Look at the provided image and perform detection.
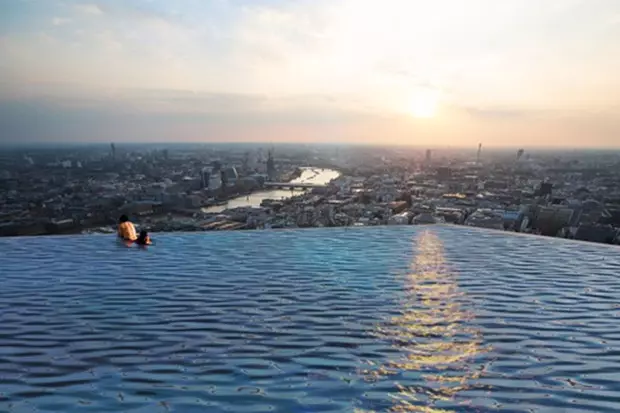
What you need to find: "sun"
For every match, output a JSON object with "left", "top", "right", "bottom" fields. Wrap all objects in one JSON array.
[{"left": 409, "top": 89, "right": 440, "bottom": 118}]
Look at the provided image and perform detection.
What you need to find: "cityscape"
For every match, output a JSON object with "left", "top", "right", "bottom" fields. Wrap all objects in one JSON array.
[
  {"left": 3, "top": 1, "right": 620, "bottom": 411},
  {"left": 2, "top": 143, "right": 620, "bottom": 245}
]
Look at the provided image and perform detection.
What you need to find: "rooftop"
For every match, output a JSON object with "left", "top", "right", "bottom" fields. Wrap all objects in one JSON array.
[{"left": 1, "top": 226, "right": 619, "bottom": 412}]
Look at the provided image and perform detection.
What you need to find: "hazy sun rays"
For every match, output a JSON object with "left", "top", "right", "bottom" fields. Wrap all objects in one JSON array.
[{"left": 409, "top": 88, "right": 441, "bottom": 119}]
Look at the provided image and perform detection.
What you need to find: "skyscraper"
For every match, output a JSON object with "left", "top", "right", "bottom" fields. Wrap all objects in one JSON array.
[
  {"left": 242, "top": 151, "right": 249, "bottom": 173},
  {"left": 110, "top": 143, "right": 116, "bottom": 160},
  {"left": 222, "top": 166, "right": 239, "bottom": 187},
  {"left": 266, "top": 150, "right": 276, "bottom": 181},
  {"left": 201, "top": 168, "right": 210, "bottom": 190},
  {"left": 537, "top": 182, "right": 553, "bottom": 197},
  {"left": 477, "top": 143, "right": 482, "bottom": 164},
  {"left": 205, "top": 162, "right": 223, "bottom": 191},
  {"left": 425, "top": 149, "right": 432, "bottom": 163}
]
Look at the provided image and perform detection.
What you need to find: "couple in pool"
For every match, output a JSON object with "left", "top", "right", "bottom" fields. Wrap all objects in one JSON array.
[{"left": 117, "top": 215, "right": 152, "bottom": 246}]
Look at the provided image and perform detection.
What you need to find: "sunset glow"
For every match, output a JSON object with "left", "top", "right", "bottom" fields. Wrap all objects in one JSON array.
[
  {"left": 410, "top": 89, "right": 440, "bottom": 119},
  {"left": 1, "top": 0, "right": 620, "bottom": 147}
]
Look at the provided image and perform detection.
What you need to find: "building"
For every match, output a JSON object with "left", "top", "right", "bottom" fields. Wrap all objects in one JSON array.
[
  {"left": 502, "top": 210, "right": 523, "bottom": 230},
  {"left": 388, "top": 211, "right": 413, "bottom": 225},
  {"left": 388, "top": 201, "right": 408, "bottom": 214},
  {"left": 266, "top": 150, "right": 276, "bottom": 181},
  {"left": 435, "top": 207, "right": 466, "bottom": 224},
  {"left": 185, "top": 195, "right": 203, "bottom": 208},
  {"left": 517, "top": 148, "right": 524, "bottom": 161},
  {"left": 573, "top": 224, "right": 617, "bottom": 243},
  {"left": 465, "top": 209, "right": 504, "bottom": 230},
  {"left": 46, "top": 218, "right": 76, "bottom": 233},
  {"left": 204, "top": 163, "right": 223, "bottom": 191},
  {"left": 201, "top": 168, "right": 210, "bottom": 190},
  {"left": 580, "top": 199, "right": 607, "bottom": 225},
  {"left": 209, "top": 172, "right": 222, "bottom": 191},
  {"left": 534, "top": 205, "right": 574, "bottom": 236},
  {"left": 436, "top": 167, "right": 452, "bottom": 181},
  {"left": 121, "top": 201, "right": 159, "bottom": 216},
  {"left": 537, "top": 182, "right": 553, "bottom": 197},
  {"left": 412, "top": 213, "right": 440, "bottom": 224},
  {"left": 222, "top": 166, "right": 239, "bottom": 187}
]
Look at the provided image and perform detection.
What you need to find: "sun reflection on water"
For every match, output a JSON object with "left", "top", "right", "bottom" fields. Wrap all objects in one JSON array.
[{"left": 359, "top": 230, "right": 490, "bottom": 412}]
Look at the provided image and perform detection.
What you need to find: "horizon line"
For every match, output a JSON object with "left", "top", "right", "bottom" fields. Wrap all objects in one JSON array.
[{"left": 2, "top": 140, "right": 620, "bottom": 152}]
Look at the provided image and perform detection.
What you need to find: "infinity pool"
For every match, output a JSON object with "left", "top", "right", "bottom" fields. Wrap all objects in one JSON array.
[{"left": 1, "top": 226, "right": 619, "bottom": 412}]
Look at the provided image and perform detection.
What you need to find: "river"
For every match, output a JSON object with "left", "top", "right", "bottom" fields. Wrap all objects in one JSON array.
[{"left": 202, "top": 167, "right": 340, "bottom": 213}]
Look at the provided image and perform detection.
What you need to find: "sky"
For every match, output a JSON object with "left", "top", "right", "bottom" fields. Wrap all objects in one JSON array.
[{"left": 1, "top": 0, "right": 620, "bottom": 147}]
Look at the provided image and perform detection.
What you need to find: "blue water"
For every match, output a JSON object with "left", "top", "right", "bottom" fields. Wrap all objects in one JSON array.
[{"left": 1, "top": 226, "right": 620, "bottom": 412}]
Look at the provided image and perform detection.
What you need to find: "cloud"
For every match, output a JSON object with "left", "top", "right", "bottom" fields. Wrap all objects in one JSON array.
[
  {"left": 52, "top": 17, "right": 71, "bottom": 26},
  {"left": 2, "top": 0, "right": 620, "bottom": 146},
  {"left": 0, "top": 82, "right": 361, "bottom": 118},
  {"left": 461, "top": 106, "right": 535, "bottom": 120},
  {"left": 73, "top": 1, "right": 182, "bottom": 28},
  {"left": 74, "top": 3, "right": 103, "bottom": 15},
  {"left": 606, "top": 14, "right": 620, "bottom": 27},
  {"left": 0, "top": 86, "right": 374, "bottom": 144}
]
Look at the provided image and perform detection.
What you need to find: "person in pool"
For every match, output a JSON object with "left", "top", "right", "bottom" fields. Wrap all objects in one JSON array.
[
  {"left": 117, "top": 214, "right": 137, "bottom": 242},
  {"left": 135, "top": 230, "right": 152, "bottom": 246}
]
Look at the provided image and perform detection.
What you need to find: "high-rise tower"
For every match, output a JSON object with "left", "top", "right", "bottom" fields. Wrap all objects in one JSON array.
[
  {"left": 266, "top": 150, "right": 276, "bottom": 181},
  {"left": 201, "top": 168, "right": 210, "bottom": 190}
]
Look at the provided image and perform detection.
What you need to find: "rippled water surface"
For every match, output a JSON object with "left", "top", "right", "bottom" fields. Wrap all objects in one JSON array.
[{"left": 1, "top": 226, "right": 620, "bottom": 412}]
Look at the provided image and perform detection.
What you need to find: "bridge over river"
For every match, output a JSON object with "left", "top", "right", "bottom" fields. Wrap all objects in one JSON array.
[
  {"left": 263, "top": 181, "right": 327, "bottom": 189},
  {"left": 202, "top": 168, "right": 339, "bottom": 213}
]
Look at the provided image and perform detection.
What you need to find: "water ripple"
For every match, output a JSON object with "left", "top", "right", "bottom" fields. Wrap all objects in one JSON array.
[{"left": 1, "top": 227, "right": 619, "bottom": 412}]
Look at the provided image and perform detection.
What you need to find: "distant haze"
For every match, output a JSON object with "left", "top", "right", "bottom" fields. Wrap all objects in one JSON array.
[{"left": 1, "top": 0, "right": 620, "bottom": 147}]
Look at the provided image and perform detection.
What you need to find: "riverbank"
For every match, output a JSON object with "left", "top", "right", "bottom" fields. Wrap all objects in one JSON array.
[
  {"left": 79, "top": 167, "right": 340, "bottom": 235},
  {"left": 202, "top": 167, "right": 340, "bottom": 213}
]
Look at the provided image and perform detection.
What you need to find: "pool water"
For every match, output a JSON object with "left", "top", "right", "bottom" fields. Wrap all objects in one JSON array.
[{"left": 1, "top": 226, "right": 619, "bottom": 412}]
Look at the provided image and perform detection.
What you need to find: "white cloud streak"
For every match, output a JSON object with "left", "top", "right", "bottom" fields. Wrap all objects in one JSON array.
[
  {"left": 52, "top": 17, "right": 71, "bottom": 26},
  {"left": 74, "top": 3, "right": 103, "bottom": 15}
]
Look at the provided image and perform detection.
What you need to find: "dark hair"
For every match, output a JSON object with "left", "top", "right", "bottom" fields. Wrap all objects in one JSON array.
[
  {"left": 119, "top": 214, "right": 129, "bottom": 223},
  {"left": 136, "top": 230, "right": 149, "bottom": 245}
]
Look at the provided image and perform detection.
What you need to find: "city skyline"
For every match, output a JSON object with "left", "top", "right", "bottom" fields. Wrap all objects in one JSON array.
[{"left": 2, "top": 0, "right": 620, "bottom": 147}]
